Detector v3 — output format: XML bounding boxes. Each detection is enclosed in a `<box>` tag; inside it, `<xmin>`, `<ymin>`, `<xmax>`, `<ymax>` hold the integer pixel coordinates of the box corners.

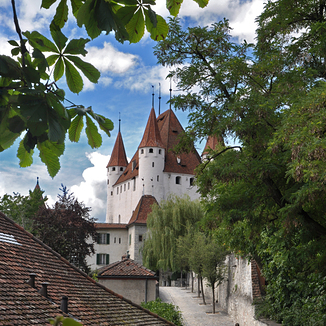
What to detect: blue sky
<box><xmin>0</xmin><ymin>0</ymin><xmax>265</xmax><ymax>222</ymax></box>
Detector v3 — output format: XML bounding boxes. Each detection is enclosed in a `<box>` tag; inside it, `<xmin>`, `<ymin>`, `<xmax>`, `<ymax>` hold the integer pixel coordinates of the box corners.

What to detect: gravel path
<box><xmin>159</xmin><ymin>286</ymin><xmax>235</xmax><ymax>326</ymax></box>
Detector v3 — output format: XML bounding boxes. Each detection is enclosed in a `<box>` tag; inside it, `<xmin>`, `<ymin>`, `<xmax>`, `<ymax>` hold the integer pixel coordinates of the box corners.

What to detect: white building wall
<box><xmin>128</xmin><ymin>225</ymin><xmax>147</xmax><ymax>263</ymax></box>
<box><xmin>86</xmin><ymin>229</ymin><xmax>128</xmax><ymax>271</ymax></box>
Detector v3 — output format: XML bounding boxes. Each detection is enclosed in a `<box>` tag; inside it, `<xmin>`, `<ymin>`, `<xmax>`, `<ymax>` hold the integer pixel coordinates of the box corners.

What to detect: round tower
<box><xmin>106</xmin><ymin>126</ymin><xmax>128</xmax><ymax>223</ymax></box>
<box><xmin>138</xmin><ymin>108</ymin><xmax>165</xmax><ymax>198</ymax></box>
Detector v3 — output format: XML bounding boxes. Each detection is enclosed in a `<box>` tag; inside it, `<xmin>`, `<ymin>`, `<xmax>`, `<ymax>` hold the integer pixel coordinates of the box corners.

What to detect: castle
<box><xmin>87</xmin><ymin>107</ymin><xmax>207</xmax><ymax>270</ymax></box>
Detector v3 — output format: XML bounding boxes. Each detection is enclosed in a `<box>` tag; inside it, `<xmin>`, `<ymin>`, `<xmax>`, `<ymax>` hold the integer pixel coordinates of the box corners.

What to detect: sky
<box><xmin>0</xmin><ymin>0</ymin><xmax>265</xmax><ymax>222</ymax></box>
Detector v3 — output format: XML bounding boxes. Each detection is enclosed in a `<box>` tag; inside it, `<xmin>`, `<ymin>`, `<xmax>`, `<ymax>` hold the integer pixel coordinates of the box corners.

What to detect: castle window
<box><xmin>157</xmin><ymin>175</ymin><xmax>159</xmax><ymax>182</ymax></box>
<box><xmin>190</xmin><ymin>178</ymin><xmax>194</xmax><ymax>186</ymax></box>
<box><xmin>111</xmin><ymin>191</ymin><xmax>113</xmax><ymax>196</ymax></box>
<box><xmin>129</xmin><ymin>234</ymin><xmax>131</xmax><ymax>245</ymax></box>
<box><xmin>97</xmin><ymin>233</ymin><xmax>110</xmax><ymax>244</ymax></box>
<box><xmin>159</xmin><ymin>149</ymin><xmax>162</xmax><ymax>154</ymax></box>
<box><xmin>133</xmin><ymin>178</ymin><xmax>136</xmax><ymax>191</ymax></box>
<box><xmin>112</xmin><ymin>167</ymin><xmax>116</xmax><ymax>171</ymax></box>
<box><xmin>141</xmin><ymin>149</ymin><xmax>144</xmax><ymax>154</ymax></box>
<box><xmin>132</xmin><ymin>160</ymin><xmax>136</xmax><ymax>171</ymax></box>
<box><xmin>118</xmin><ymin>215</ymin><xmax>121</xmax><ymax>224</ymax></box>
<box><xmin>176</xmin><ymin>176</ymin><xmax>181</xmax><ymax>185</ymax></box>
<box><xmin>120</xmin><ymin>185</ymin><xmax>122</xmax><ymax>192</ymax></box>
<box><xmin>120</xmin><ymin>167</ymin><xmax>123</xmax><ymax>171</ymax></box>
<box><xmin>152</xmin><ymin>162</ymin><xmax>154</xmax><ymax>167</ymax></box>
<box><xmin>117</xmin><ymin>188</ymin><xmax>119</xmax><ymax>194</ymax></box>
<box><xmin>149</xmin><ymin>148</ymin><xmax>153</xmax><ymax>153</ymax></box>
<box><xmin>97</xmin><ymin>253</ymin><xmax>109</xmax><ymax>265</ymax></box>
<box><xmin>107</xmin><ymin>179</ymin><xmax>109</xmax><ymax>185</ymax></box>
<box><xmin>114</xmin><ymin>237</ymin><xmax>116</xmax><ymax>243</ymax></box>
<box><xmin>124</xmin><ymin>184</ymin><xmax>126</xmax><ymax>191</ymax></box>
<box><xmin>139</xmin><ymin>235</ymin><xmax>143</xmax><ymax>242</ymax></box>
<box><xmin>128</xmin><ymin>182</ymin><xmax>130</xmax><ymax>190</ymax></box>
<box><xmin>119</xmin><ymin>238</ymin><xmax>121</xmax><ymax>244</ymax></box>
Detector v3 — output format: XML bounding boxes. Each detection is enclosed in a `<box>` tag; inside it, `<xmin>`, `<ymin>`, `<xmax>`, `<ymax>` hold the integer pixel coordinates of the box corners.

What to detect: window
<box><xmin>152</xmin><ymin>162</ymin><xmax>154</xmax><ymax>167</ymax></box>
<box><xmin>133</xmin><ymin>178</ymin><xmax>136</xmax><ymax>191</ymax></box>
<box><xmin>124</xmin><ymin>184</ymin><xmax>126</xmax><ymax>191</ymax></box>
<box><xmin>159</xmin><ymin>149</ymin><xmax>161</xmax><ymax>154</ymax></box>
<box><xmin>107</xmin><ymin>179</ymin><xmax>109</xmax><ymax>185</ymax></box>
<box><xmin>176</xmin><ymin>176</ymin><xmax>181</xmax><ymax>184</ymax></box>
<box><xmin>119</xmin><ymin>238</ymin><xmax>121</xmax><ymax>244</ymax></box>
<box><xmin>120</xmin><ymin>167</ymin><xmax>123</xmax><ymax>171</ymax></box>
<box><xmin>141</xmin><ymin>149</ymin><xmax>144</xmax><ymax>154</ymax></box>
<box><xmin>111</xmin><ymin>191</ymin><xmax>113</xmax><ymax>196</ymax></box>
<box><xmin>128</xmin><ymin>182</ymin><xmax>130</xmax><ymax>190</ymax></box>
<box><xmin>132</xmin><ymin>160</ymin><xmax>136</xmax><ymax>171</ymax></box>
<box><xmin>118</xmin><ymin>215</ymin><xmax>121</xmax><ymax>224</ymax></box>
<box><xmin>97</xmin><ymin>254</ymin><xmax>109</xmax><ymax>265</ymax></box>
<box><xmin>112</xmin><ymin>167</ymin><xmax>115</xmax><ymax>171</ymax></box>
<box><xmin>129</xmin><ymin>234</ymin><xmax>131</xmax><ymax>245</ymax></box>
<box><xmin>190</xmin><ymin>178</ymin><xmax>194</xmax><ymax>186</ymax></box>
<box><xmin>97</xmin><ymin>233</ymin><xmax>110</xmax><ymax>244</ymax></box>
<box><xmin>157</xmin><ymin>175</ymin><xmax>159</xmax><ymax>182</ymax></box>
<box><xmin>139</xmin><ymin>235</ymin><xmax>143</xmax><ymax>242</ymax></box>
<box><xmin>120</xmin><ymin>185</ymin><xmax>122</xmax><ymax>192</ymax></box>
<box><xmin>149</xmin><ymin>148</ymin><xmax>153</xmax><ymax>153</ymax></box>
<box><xmin>117</xmin><ymin>188</ymin><xmax>119</xmax><ymax>194</ymax></box>
<box><xmin>114</xmin><ymin>237</ymin><xmax>116</xmax><ymax>243</ymax></box>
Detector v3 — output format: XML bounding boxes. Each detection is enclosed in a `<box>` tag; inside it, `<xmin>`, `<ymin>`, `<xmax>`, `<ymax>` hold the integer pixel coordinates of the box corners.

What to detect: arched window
<box><xmin>149</xmin><ymin>148</ymin><xmax>153</xmax><ymax>153</ymax></box>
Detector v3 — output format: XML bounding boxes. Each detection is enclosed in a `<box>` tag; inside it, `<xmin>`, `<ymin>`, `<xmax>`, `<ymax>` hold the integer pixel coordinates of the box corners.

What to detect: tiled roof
<box><xmin>114</xmin><ymin>109</ymin><xmax>201</xmax><ymax>185</ymax></box>
<box><xmin>95</xmin><ymin>223</ymin><xmax>128</xmax><ymax>230</ymax></box>
<box><xmin>107</xmin><ymin>131</ymin><xmax>128</xmax><ymax>168</ymax></box>
<box><xmin>157</xmin><ymin>109</ymin><xmax>201</xmax><ymax>174</ymax></box>
<box><xmin>0</xmin><ymin>212</ymin><xmax>174</xmax><ymax>326</ymax></box>
<box><xmin>202</xmin><ymin>135</ymin><xmax>224</xmax><ymax>155</ymax></box>
<box><xmin>128</xmin><ymin>195</ymin><xmax>158</xmax><ymax>225</ymax></box>
<box><xmin>139</xmin><ymin>108</ymin><xmax>164</xmax><ymax>149</ymax></box>
<box><xmin>98</xmin><ymin>258</ymin><xmax>156</xmax><ymax>278</ymax></box>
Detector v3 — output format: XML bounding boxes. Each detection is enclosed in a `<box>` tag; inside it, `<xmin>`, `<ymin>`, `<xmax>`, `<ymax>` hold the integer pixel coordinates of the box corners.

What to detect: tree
<box><xmin>0</xmin><ymin>0</ymin><xmax>209</xmax><ymax>177</ymax></box>
<box><xmin>32</xmin><ymin>185</ymin><xmax>97</xmax><ymax>273</ymax></box>
<box><xmin>154</xmin><ymin>7</ymin><xmax>326</xmax><ymax>323</ymax></box>
<box><xmin>142</xmin><ymin>195</ymin><xmax>204</xmax><ymax>272</ymax></box>
<box><xmin>0</xmin><ymin>186</ymin><xmax>46</xmax><ymax>232</ymax></box>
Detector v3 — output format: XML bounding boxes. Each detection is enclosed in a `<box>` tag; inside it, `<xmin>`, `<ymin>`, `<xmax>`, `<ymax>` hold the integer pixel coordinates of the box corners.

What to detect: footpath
<box><xmin>159</xmin><ymin>286</ymin><xmax>235</xmax><ymax>326</ymax></box>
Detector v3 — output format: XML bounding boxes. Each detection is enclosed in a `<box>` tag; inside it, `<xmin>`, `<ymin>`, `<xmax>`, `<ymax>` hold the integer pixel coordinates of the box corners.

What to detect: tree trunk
<box><xmin>197</xmin><ymin>274</ymin><xmax>200</xmax><ymax>297</ymax></box>
<box><xmin>181</xmin><ymin>269</ymin><xmax>183</xmax><ymax>287</ymax></box>
<box><xmin>200</xmin><ymin>276</ymin><xmax>206</xmax><ymax>305</ymax></box>
<box><xmin>212</xmin><ymin>284</ymin><xmax>215</xmax><ymax>314</ymax></box>
<box><xmin>191</xmin><ymin>272</ymin><xmax>194</xmax><ymax>293</ymax></box>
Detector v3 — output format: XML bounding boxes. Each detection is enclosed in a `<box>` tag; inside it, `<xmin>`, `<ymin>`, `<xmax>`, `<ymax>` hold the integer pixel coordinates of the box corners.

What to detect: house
<box><xmin>0</xmin><ymin>211</ymin><xmax>175</xmax><ymax>325</ymax></box>
<box><xmin>98</xmin><ymin>258</ymin><xmax>158</xmax><ymax>305</ymax></box>
<box><xmin>87</xmin><ymin>108</ymin><xmax>202</xmax><ymax>270</ymax></box>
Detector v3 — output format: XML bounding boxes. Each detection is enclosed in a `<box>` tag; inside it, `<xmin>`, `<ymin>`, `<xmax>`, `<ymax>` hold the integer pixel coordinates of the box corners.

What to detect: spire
<box><xmin>34</xmin><ymin>177</ymin><xmax>40</xmax><ymax>191</ymax></box>
<box><xmin>139</xmin><ymin>108</ymin><xmax>164</xmax><ymax>148</ymax></box>
<box><xmin>107</xmin><ymin>131</ymin><xmax>128</xmax><ymax>168</ymax></box>
<box><xmin>169</xmin><ymin>78</ymin><xmax>172</xmax><ymax>110</ymax></box>
<box><xmin>152</xmin><ymin>85</ymin><xmax>154</xmax><ymax>109</ymax></box>
<box><xmin>158</xmin><ymin>83</ymin><xmax>161</xmax><ymax>116</ymax></box>
<box><xmin>119</xmin><ymin>112</ymin><xmax>121</xmax><ymax>133</ymax></box>
<box><xmin>202</xmin><ymin>135</ymin><xmax>225</xmax><ymax>156</ymax></box>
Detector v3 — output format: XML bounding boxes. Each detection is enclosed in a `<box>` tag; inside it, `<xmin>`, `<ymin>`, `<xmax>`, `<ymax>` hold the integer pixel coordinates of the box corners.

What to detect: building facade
<box><xmin>87</xmin><ymin>108</ymin><xmax>202</xmax><ymax>270</ymax></box>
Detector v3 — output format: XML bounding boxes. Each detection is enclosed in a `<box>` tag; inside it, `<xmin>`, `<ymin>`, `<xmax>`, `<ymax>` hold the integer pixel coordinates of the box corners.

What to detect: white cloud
<box><xmin>86</xmin><ymin>42</ymin><xmax>139</xmax><ymax>74</ymax></box>
<box><xmin>70</xmin><ymin>152</ymin><xmax>110</xmax><ymax>221</ymax></box>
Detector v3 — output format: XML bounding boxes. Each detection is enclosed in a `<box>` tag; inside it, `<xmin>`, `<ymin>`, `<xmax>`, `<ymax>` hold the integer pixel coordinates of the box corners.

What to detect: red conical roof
<box><xmin>107</xmin><ymin>131</ymin><xmax>128</xmax><ymax>168</ymax></box>
<box><xmin>202</xmin><ymin>135</ymin><xmax>224</xmax><ymax>155</ymax></box>
<box><xmin>138</xmin><ymin>108</ymin><xmax>164</xmax><ymax>148</ymax></box>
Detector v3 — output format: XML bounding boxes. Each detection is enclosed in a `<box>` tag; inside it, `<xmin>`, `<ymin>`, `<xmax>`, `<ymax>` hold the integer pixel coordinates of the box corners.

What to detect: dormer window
<box><xmin>177</xmin><ymin>157</ymin><xmax>181</xmax><ymax>164</ymax></box>
<box><xmin>149</xmin><ymin>148</ymin><xmax>153</xmax><ymax>153</ymax></box>
<box><xmin>132</xmin><ymin>160</ymin><xmax>136</xmax><ymax>171</ymax></box>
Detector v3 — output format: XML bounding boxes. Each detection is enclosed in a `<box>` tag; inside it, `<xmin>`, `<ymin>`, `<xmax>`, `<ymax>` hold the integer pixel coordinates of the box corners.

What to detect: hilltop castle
<box><xmin>87</xmin><ymin>107</ymin><xmax>210</xmax><ymax>270</ymax></box>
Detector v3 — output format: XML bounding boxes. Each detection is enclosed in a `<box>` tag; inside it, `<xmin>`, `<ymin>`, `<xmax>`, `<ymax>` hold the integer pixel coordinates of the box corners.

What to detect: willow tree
<box><xmin>142</xmin><ymin>195</ymin><xmax>204</xmax><ymax>272</ymax></box>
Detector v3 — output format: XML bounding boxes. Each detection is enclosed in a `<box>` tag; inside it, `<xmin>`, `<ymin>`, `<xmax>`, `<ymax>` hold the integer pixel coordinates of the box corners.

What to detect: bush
<box><xmin>141</xmin><ymin>298</ymin><xmax>183</xmax><ymax>326</ymax></box>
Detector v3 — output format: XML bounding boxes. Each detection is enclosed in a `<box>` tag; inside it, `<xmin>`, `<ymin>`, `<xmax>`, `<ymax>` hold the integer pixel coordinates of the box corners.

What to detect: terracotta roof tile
<box><xmin>139</xmin><ymin>108</ymin><xmax>164</xmax><ymax>149</ymax></box>
<box><xmin>202</xmin><ymin>135</ymin><xmax>224</xmax><ymax>155</ymax></box>
<box><xmin>107</xmin><ymin>131</ymin><xmax>128</xmax><ymax>168</ymax></box>
<box><xmin>0</xmin><ymin>212</ymin><xmax>174</xmax><ymax>325</ymax></box>
<box><xmin>95</xmin><ymin>223</ymin><xmax>128</xmax><ymax>230</ymax></box>
<box><xmin>128</xmin><ymin>195</ymin><xmax>158</xmax><ymax>225</ymax></box>
<box><xmin>98</xmin><ymin>258</ymin><xmax>156</xmax><ymax>278</ymax></box>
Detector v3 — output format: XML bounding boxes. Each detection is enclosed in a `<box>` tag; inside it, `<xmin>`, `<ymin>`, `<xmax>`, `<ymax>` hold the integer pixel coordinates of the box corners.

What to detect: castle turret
<box><xmin>138</xmin><ymin>108</ymin><xmax>165</xmax><ymax>197</ymax></box>
<box><xmin>106</xmin><ymin>129</ymin><xmax>128</xmax><ymax>223</ymax></box>
<box><xmin>202</xmin><ymin>135</ymin><xmax>224</xmax><ymax>161</ymax></box>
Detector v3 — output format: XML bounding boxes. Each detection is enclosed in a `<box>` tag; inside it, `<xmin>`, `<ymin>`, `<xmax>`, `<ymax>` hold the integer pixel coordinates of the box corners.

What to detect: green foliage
<box><xmin>142</xmin><ymin>195</ymin><xmax>204</xmax><ymax>271</ymax></box>
<box><xmin>141</xmin><ymin>298</ymin><xmax>183</xmax><ymax>326</ymax></box>
<box><xmin>0</xmin><ymin>187</ymin><xmax>46</xmax><ymax>232</ymax></box>
<box><xmin>154</xmin><ymin>6</ymin><xmax>326</xmax><ymax>323</ymax></box>
<box><xmin>49</xmin><ymin>315</ymin><xmax>82</xmax><ymax>326</ymax></box>
<box><xmin>1</xmin><ymin>0</ymin><xmax>209</xmax><ymax>177</ymax></box>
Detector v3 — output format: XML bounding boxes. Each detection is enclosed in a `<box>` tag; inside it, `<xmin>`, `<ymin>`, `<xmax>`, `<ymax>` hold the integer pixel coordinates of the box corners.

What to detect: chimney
<box><xmin>39</xmin><ymin>282</ymin><xmax>49</xmax><ymax>298</ymax></box>
<box><xmin>27</xmin><ymin>273</ymin><xmax>37</xmax><ymax>288</ymax></box>
<box><xmin>60</xmin><ymin>296</ymin><xmax>68</xmax><ymax>314</ymax></box>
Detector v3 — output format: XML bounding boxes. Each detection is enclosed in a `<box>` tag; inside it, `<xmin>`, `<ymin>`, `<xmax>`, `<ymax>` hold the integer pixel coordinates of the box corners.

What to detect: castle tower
<box><xmin>138</xmin><ymin>108</ymin><xmax>165</xmax><ymax>198</ymax></box>
<box><xmin>106</xmin><ymin>129</ymin><xmax>128</xmax><ymax>223</ymax></box>
<box><xmin>202</xmin><ymin>135</ymin><xmax>225</xmax><ymax>161</ymax></box>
